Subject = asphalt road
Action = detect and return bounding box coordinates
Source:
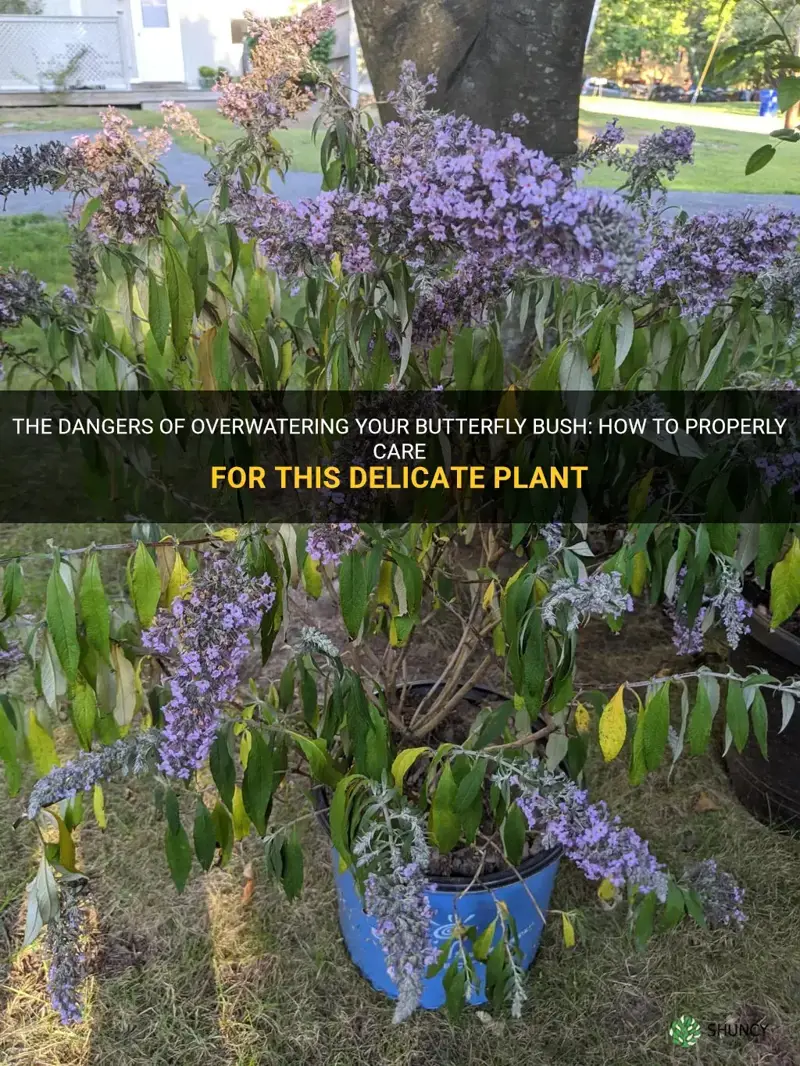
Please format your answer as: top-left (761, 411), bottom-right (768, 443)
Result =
top-left (1, 129), bottom-right (799, 221)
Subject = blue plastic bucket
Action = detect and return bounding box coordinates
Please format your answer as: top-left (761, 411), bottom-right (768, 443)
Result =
top-left (759, 88), bottom-right (778, 117)
top-left (330, 844), bottom-right (561, 1009)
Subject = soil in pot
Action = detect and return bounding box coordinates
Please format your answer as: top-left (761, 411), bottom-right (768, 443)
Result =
top-left (727, 598), bottom-right (800, 829)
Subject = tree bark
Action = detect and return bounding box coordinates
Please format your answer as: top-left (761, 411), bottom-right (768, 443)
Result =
top-left (351, 0), bottom-right (595, 159)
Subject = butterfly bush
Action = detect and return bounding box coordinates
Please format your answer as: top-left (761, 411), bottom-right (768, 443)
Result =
top-left (227, 63), bottom-right (637, 340)
top-left (667, 562), bottom-right (752, 657)
top-left (142, 552), bottom-right (275, 779)
top-left (217, 4), bottom-right (336, 136)
top-left (44, 882), bottom-right (89, 1025)
top-left (682, 859), bottom-right (747, 929)
top-left (635, 210), bottom-right (800, 318)
top-left (27, 730), bottom-right (161, 820)
top-left (508, 761), bottom-right (670, 901)
top-left (541, 571), bottom-right (633, 632)
top-left (306, 523), bottom-right (361, 566)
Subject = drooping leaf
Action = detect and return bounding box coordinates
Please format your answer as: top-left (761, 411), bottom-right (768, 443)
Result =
top-left (210, 732), bottom-right (235, 812)
top-left (339, 551), bottom-right (367, 639)
top-left (642, 682), bottom-right (670, 771)
top-left (561, 911), bottom-right (576, 948)
top-left (148, 269), bottom-right (171, 355)
top-left (749, 687), bottom-right (768, 760)
top-left (2, 560), bottom-right (23, 620)
top-left (128, 542), bottom-right (161, 629)
top-left (164, 790), bottom-right (192, 893)
top-left (454, 759), bottom-right (487, 813)
top-left (725, 680), bottom-right (750, 753)
top-left (193, 797), bottom-right (217, 872)
top-left (70, 675), bottom-right (97, 751)
top-left (745, 144), bottom-right (776, 175)
top-left (79, 553), bottom-right (110, 663)
top-left (93, 783), bottom-right (107, 829)
top-left (110, 643), bottom-right (137, 728)
top-left (187, 231), bottom-right (209, 315)
top-left (0, 702), bottom-right (21, 796)
top-left (232, 785), bottom-right (250, 841)
top-left (46, 559), bottom-right (79, 683)
top-left (501, 802), bottom-right (526, 867)
top-left (430, 763), bottom-right (461, 853)
top-left (164, 244), bottom-right (195, 354)
top-left (241, 729), bottom-right (274, 836)
top-left (687, 675), bottom-right (715, 756)
top-left (27, 708), bottom-right (59, 777)
top-left (770, 537), bottom-right (800, 629)
top-left (598, 684), bottom-right (627, 762)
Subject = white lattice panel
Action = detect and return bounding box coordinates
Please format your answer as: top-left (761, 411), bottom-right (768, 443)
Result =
top-left (0, 16), bottom-right (127, 91)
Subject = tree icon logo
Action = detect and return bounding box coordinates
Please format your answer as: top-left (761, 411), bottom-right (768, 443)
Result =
top-left (670, 1015), bottom-right (702, 1048)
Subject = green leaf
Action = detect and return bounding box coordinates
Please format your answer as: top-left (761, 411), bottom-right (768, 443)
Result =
top-left (212, 320), bottom-right (231, 389)
top-left (660, 879), bottom-right (686, 931)
top-left (247, 272), bottom-right (271, 331)
top-left (682, 887), bottom-right (707, 929)
top-left (339, 551), bottom-right (367, 639)
top-left (210, 733), bottom-right (235, 811)
top-left (148, 269), bottom-right (171, 355)
top-left (2, 560), bottom-right (23, 620)
top-left (241, 729), bottom-right (274, 836)
top-left (443, 960), bottom-right (467, 1021)
top-left (212, 802), bottom-right (233, 866)
top-left (501, 802), bottom-right (526, 866)
top-left (193, 797), bottom-right (217, 872)
top-left (749, 687), bottom-right (768, 760)
top-left (164, 244), bottom-right (195, 354)
top-left (778, 74), bottom-right (800, 113)
top-left (329, 775), bottom-right (357, 866)
top-left (289, 731), bottom-right (341, 787)
top-left (770, 537), bottom-right (800, 629)
top-left (726, 680), bottom-right (749, 753)
top-left (46, 559), bottom-right (79, 683)
top-left (642, 682), bottom-right (670, 771)
top-left (281, 828), bottom-right (304, 900)
top-left (454, 759), bottom-right (486, 813)
top-left (128, 542), bottom-right (161, 629)
top-left (0, 701), bottom-right (21, 796)
top-left (745, 144), bottom-right (776, 175)
top-left (187, 232), bottom-right (209, 315)
top-left (78, 196), bottom-right (102, 231)
top-left (278, 660), bottom-right (296, 711)
top-left (472, 918), bottom-right (497, 961)
top-left (634, 891), bottom-right (657, 950)
top-left (70, 675), bottom-right (97, 751)
top-left (232, 785), bottom-right (250, 840)
top-left (79, 554), bottom-right (110, 664)
top-left (430, 763), bottom-right (461, 853)
top-left (164, 790), bottom-right (192, 893)
top-left (392, 553), bottom-right (422, 617)
top-left (687, 677), bottom-right (714, 756)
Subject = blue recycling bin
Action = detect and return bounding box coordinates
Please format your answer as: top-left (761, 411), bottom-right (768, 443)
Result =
top-left (759, 89), bottom-right (778, 117)
top-left (331, 845), bottom-right (562, 1009)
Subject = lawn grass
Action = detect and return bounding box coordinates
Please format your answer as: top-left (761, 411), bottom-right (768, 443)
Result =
top-left (0, 524), bottom-right (798, 1066)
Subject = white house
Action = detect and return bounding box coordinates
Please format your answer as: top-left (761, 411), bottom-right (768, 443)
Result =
top-left (0, 0), bottom-right (355, 97)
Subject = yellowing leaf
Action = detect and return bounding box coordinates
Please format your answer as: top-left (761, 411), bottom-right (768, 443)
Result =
top-left (482, 580), bottom-right (496, 611)
top-left (597, 878), bottom-right (616, 902)
top-left (391, 747), bottom-right (430, 790)
top-left (166, 553), bottom-right (193, 606)
top-left (232, 786), bottom-right (250, 841)
top-left (497, 385), bottom-right (518, 420)
top-left (574, 703), bottom-right (591, 735)
top-left (330, 252), bottom-right (342, 280)
top-left (561, 911), bottom-right (576, 948)
top-left (27, 709), bottom-right (59, 777)
top-left (631, 552), bottom-right (648, 597)
top-left (93, 783), bottom-right (107, 829)
top-left (55, 813), bottom-right (76, 872)
top-left (376, 561), bottom-right (393, 606)
top-left (303, 553), bottom-right (322, 599)
top-left (534, 577), bottom-right (549, 602)
top-left (214, 528), bottom-right (240, 543)
top-left (110, 644), bottom-right (137, 730)
top-left (598, 684), bottom-right (627, 762)
top-left (770, 536), bottom-right (800, 629)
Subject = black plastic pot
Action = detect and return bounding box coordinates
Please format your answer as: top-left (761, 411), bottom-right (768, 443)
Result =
top-left (727, 611), bottom-right (800, 828)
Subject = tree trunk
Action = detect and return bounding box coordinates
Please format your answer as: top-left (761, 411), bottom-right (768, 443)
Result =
top-left (351, 0), bottom-right (595, 159)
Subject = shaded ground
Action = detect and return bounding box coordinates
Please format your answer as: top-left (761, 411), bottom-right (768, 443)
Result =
top-left (0, 525), bottom-right (799, 1066)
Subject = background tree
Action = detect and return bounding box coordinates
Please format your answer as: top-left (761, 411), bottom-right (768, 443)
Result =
top-left (0, 0), bottom-right (43, 12)
top-left (350, 0), bottom-right (596, 159)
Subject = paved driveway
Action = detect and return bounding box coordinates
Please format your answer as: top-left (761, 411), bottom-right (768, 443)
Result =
top-left (2, 129), bottom-right (799, 220)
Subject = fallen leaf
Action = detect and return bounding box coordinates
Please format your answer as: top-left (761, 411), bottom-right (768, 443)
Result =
top-left (693, 791), bottom-right (721, 814)
top-left (241, 861), bottom-right (255, 905)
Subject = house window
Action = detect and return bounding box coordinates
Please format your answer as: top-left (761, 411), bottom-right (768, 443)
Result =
top-left (141, 0), bottom-right (169, 28)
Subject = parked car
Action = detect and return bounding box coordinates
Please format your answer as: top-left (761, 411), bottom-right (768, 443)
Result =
top-left (649, 83), bottom-right (688, 102)
top-left (582, 76), bottom-right (628, 98)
